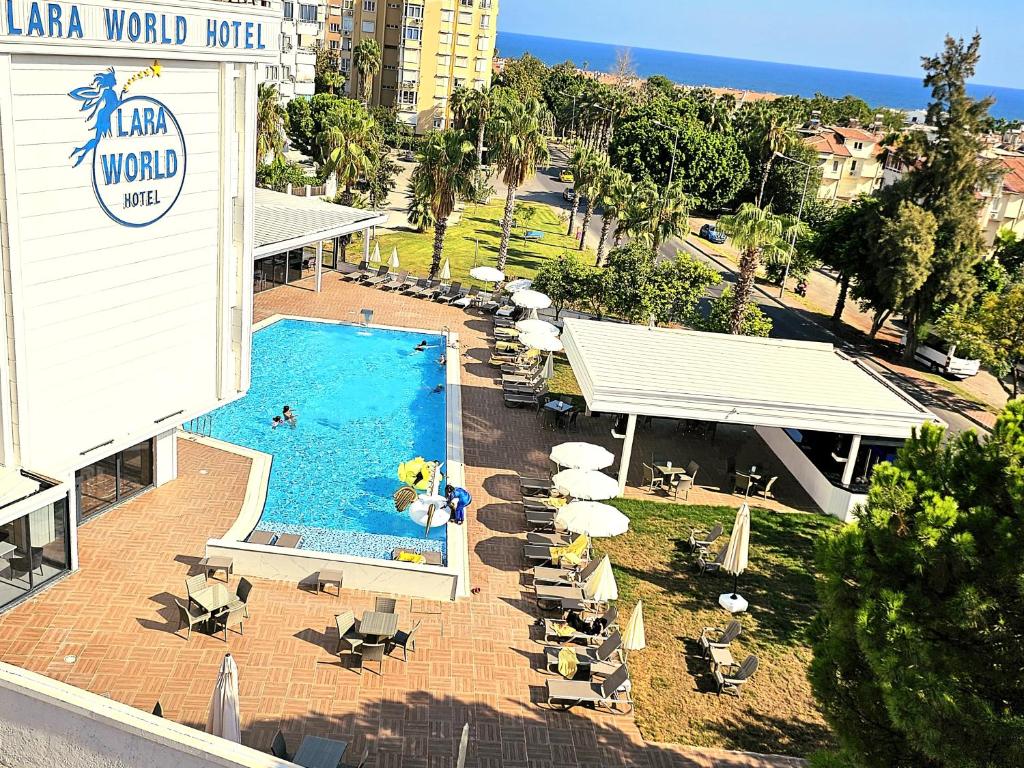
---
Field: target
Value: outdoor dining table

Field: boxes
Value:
[360,610,398,641]
[656,465,689,480]
[292,735,349,768]
[190,583,233,632]
[543,400,573,414]
[708,644,734,671]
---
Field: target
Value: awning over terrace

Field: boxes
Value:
[560,319,942,493]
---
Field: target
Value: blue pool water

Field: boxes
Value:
[207,319,448,560]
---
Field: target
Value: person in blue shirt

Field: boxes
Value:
[445,484,472,525]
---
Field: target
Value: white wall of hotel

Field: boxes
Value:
[0,0,283,611]
[560,319,942,523]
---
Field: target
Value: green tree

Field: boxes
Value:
[491,96,550,270]
[994,229,1024,275]
[697,288,773,337]
[717,203,806,334]
[256,83,287,163]
[532,252,589,318]
[754,113,792,207]
[410,130,477,278]
[594,167,631,265]
[808,197,874,326]
[319,99,376,204]
[810,402,1024,768]
[575,152,609,251]
[353,38,382,104]
[980,283,1024,396]
[313,42,344,94]
[616,180,695,252]
[493,53,548,102]
[256,157,309,191]
[565,144,599,236]
[367,144,399,209]
[286,93,346,163]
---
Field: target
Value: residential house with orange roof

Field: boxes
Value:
[979,152,1024,247]
[800,121,887,202]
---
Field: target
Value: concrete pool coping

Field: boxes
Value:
[199,314,470,602]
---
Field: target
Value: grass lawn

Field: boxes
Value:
[597,499,838,757]
[374,199,592,288]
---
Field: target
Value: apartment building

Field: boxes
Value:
[324,0,498,132]
[263,0,324,100]
[800,121,886,202]
[978,153,1024,248]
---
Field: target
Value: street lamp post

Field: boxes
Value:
[650,119,680,189]
[772,151,815,298]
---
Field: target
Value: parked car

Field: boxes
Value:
[699,223,727,244]
[559,169,574,183]
[400,150,416,162]
[563,188,576,202]
[901,333,981,379]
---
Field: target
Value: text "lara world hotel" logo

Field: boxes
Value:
[68,62,186,227]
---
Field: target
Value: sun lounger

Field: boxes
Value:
[408,278,441,299]
[543,606,618,645]
[493,327,519,340]
[504,389,545,408]
[689,522,723,552]
[543,631,623,676]
[364,266,390,286]
[340,261,369,281]
[392,548,443,565]
[533,555,600,586]
[274,533,302,548]
[449,286,479,308]
[697,546,728,574]
[402,277,429,295]
[520,475,554,494]
[380,269,409,291]
[526,530,573,546]
[545,663,632,714]
[248,530,277,545]
[434,282,463,302]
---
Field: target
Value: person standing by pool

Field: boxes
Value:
[445,484,472,525]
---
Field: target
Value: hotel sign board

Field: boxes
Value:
[0,0,280,61]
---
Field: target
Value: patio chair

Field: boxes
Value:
[340,746,370,768]
[543,631,624,676]
[526,530,574,547]
[434,282,463,302]
[545,663,632,714]
[340,261,370,281]
[335,610,364,656]
[671,461,700,501]
[493,326,520,340]
[543,606,618,645]
[642,464,665,493]
[359,642,386,675]
[715,654,758,697]
[174,598,211,641]
[185,573,207,602]
[699,620,742,659]
[374,596,397,614]
[520,474,554,494]
[387,619,421,661]
[755,475,778,499]
[217,604,247,641]
[247,530,276,545]
[523,535,591,565]
[479,295,505,313]
[364,266,391,286]
[504,389,546,408]
[380,269,410,291]
[450,286,479,308]
[408,279,441,299]
[225,578,253,618]
[532,555,601,587]
[402,277,430,296]
[688,522,723,553]
[274,533,302,548]
[270,731,289,759]
[697,546,728,575]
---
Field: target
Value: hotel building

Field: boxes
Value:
[323,0,498,132]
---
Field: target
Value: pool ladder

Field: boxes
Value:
[182,416,213,438]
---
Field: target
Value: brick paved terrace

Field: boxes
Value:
[0,276,812,768]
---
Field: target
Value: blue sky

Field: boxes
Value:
[497,0,1021,88]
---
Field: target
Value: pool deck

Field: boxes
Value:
[0,276,808,768]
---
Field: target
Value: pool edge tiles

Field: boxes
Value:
[205,315,452,564]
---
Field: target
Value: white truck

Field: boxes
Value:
[901,333,982,379]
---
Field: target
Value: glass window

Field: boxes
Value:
[480,13,490,27]
[363,0,376,10]
[283,1,294,19]
[119,442,154,500]
[76,439,155,522]
[404,25,421,41]
[299,3,317,21]
[457,33,469,46]
[458,11,471,24]
[440,8,453,22]
[405,3,424,18]
[476,35,488,51]
[342,16,353,30]
[361,19,375,33]
[0,497,70,610]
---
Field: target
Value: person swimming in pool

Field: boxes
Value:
[282,405,297,426]
[414,339,429,352]
[432,384,444,394]
[271,415,284,429]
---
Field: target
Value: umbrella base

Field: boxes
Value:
[718,593,749,613]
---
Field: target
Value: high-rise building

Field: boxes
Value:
[263,0,325,100]
[323,0,499,133]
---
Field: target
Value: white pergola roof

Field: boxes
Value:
[254,188,387,257]
[561,319,940,439]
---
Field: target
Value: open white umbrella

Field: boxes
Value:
[512,289,551,310]
[515,318,559,336]
[469,266,504,283]
[554,501,629,537]
[719,503,752,613]
[622,600,646,658]
[519,332,563,353]
[553,469,619,500]
[505,278,533,293]
[440,258,451,280]
[207,653,241,743]
[409,495,451,532]
[584,555,618,602]
[550,441,615,470]
[370,241,381,264]
[389,247,400,269]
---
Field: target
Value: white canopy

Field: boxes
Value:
[520,332,563,353]
[554,501,629,537]
[512,290,551,310]
[550,442,615,470]
[516,318,559,336]
[470,266,504,282]
[552,469,619,500]
[505,278,533,292]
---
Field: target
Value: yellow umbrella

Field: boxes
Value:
[622,600,646,658]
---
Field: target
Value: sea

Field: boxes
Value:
[497,32,1024,121]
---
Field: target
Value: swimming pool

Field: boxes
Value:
[206,318,448,560]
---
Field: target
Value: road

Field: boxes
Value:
[526,142,984,435]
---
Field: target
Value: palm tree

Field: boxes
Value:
[319,102,376,259]
[256,83,286,163]
[566,144,599,236]
[449,86,472,130]
[411,130,477,278]
[717,203,807,334]
[576,152,609,251]
[756,116,792,207]
[594,167,630,265]
[466,86,496,168]
[617,180,693,252]
[353,38,381,105]
[492,97,550,270]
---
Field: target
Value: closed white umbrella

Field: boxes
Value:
[505,278,533,292]
[207,653,241,743]
[550,442,615,470]
[719,503,752,614]
[440,258,451,280]
[554,501,629,537]
[584,555,618,602]
[370,241,381,264]
[389,247,400,269]
[469,266,504,283]
[552,469,619,501]
[515,318,560,336]
[622,600,646,658]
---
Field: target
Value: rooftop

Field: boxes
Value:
[561,319,939,438]
[253,189,387,258]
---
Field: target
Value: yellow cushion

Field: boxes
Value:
[553,622,575,637]
[557,647,579,679]
[397,551,426,564]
